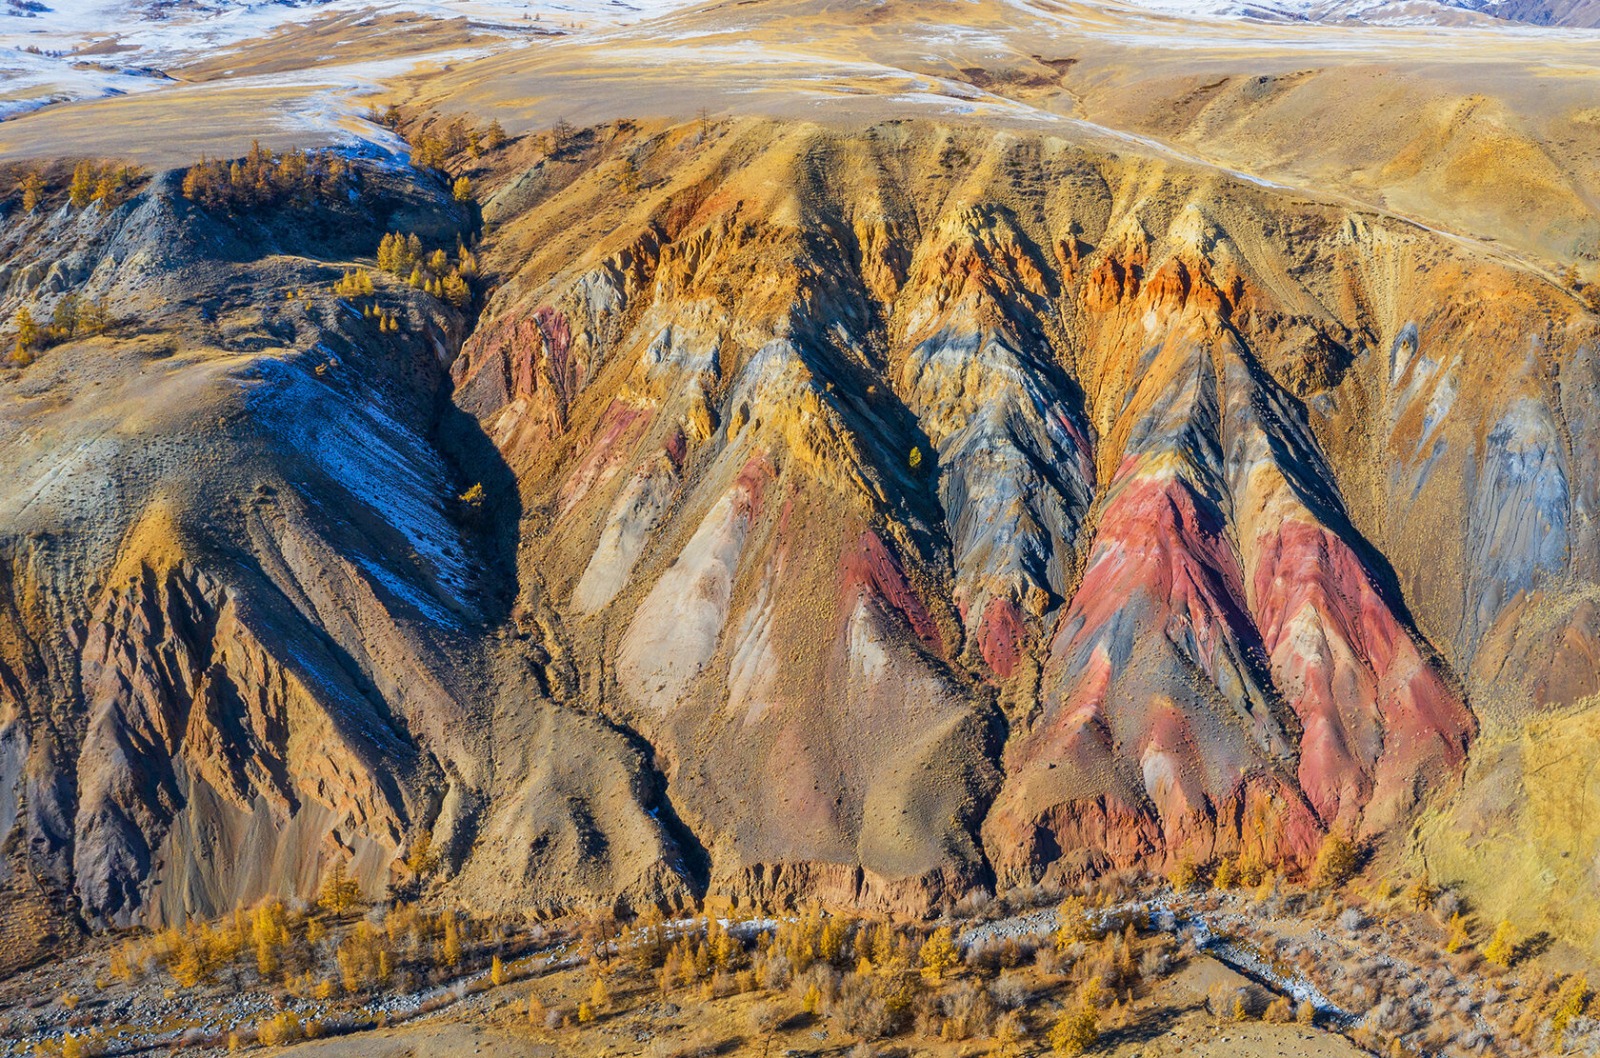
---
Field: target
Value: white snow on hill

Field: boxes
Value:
[1108,0,1585,25]
[2,0,1594,123]
[0,0,707,117]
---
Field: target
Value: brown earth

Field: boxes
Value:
[0,0,1598,985]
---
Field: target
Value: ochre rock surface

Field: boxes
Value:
[1,121,1595,968]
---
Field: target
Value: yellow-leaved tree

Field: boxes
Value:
[1444,912,1470,954]
[1055,895,1093,949]
[1312,831,1358,889]
[1049,1005,1099,1056]
[918,927,960,984]
[20,171,43,212]
[318,857,361,916]
[1483,920,1516,968]
[68,161,94,208]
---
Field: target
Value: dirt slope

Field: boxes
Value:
[1,0,1599,971]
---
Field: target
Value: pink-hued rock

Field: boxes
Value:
[977,597,1028,679]
[1248,513,1473,832]
[46,121,1600,949]
[842,530,942,656]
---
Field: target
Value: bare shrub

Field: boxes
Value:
[1000,936,1035,967]
[964,937,1003,973]
[954,889,995,919]
[1207,983,1269,1021]
[757,950,793,991]
[1338,907,1367,934]
[990,974,1032,1010]
[1139,946,1172,979]
[912,990,941,1039]
[1207,984,1244,1021]
[797,963,841,1007]
[1363,995,1420,1036]
[966,935,1036,973]
[1033,942,1069,977]
[938,980,995,1040]
[1345,982,1375,1011]
[833,974,898,1040]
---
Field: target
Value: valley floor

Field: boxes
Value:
[1,875,1591,1058]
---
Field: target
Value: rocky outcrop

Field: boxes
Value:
[0,168,690,969]
[461,122,1516,908]
[3,119,1598,949]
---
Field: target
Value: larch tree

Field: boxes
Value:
[77,298,108,336]
[918,927,960,984]
[1049,1006,1098,1057]
[68,161,94,208]
[441,913,464,968]
[14,306,38,355]
[1312,831,1358,889]
[1483,920,1517,968]
[318,857,361,917]
[20,171,42,212]
[443,271,471,308]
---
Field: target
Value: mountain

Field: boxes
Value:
[1116,0,1600,24]
[1479,0,1600,23]
[1,0,1600,984]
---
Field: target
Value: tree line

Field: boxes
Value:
[181,141,351,213]
[373,106,507,171]
[375,230,477,306]
[8,293,110,366]
[7,159,145,215]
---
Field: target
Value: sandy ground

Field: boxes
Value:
[274,1024,559,1058]
[254,954,1372,1058]
[256,957,1372,1058]
[2,0,1596,278]
[1130,960,1366,1058]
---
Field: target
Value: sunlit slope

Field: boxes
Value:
[449,117,1592,911]
[4,0,1600,280]
[2,0,1600,964]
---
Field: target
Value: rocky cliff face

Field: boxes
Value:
[2,116,1596,966]
[452,122,1507,907]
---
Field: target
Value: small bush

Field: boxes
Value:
[256,1013,304,1047]
[989,974,1032,1010]
[1139,945,1172,980]
[832,973,898,1040]
[747,998,787,1037]
[1363,996,1420,1036]
[938,980,994,1041]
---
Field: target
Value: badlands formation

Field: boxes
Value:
[1,0,1600,1019]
